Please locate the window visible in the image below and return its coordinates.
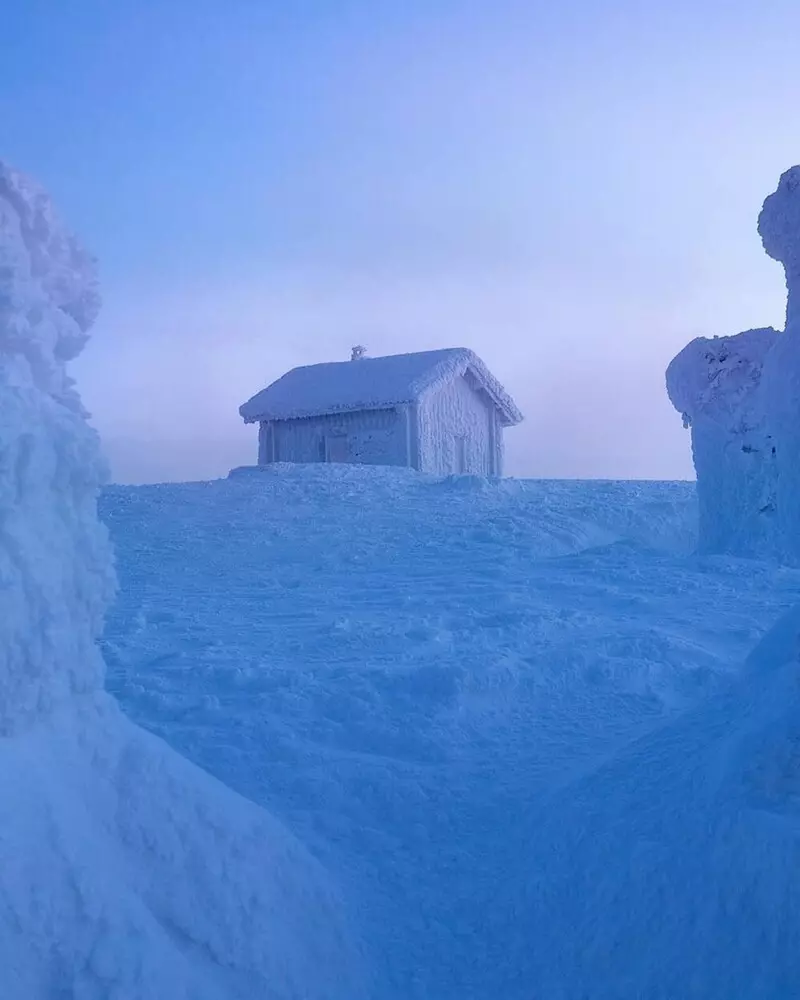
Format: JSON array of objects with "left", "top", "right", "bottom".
[{"left": 455, "top": 435, "right": 467, "bottom": 474}]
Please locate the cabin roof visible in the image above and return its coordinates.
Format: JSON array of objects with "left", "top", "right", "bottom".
[{"left": 239, "top": 348, "right": 523, "bottom": 426}]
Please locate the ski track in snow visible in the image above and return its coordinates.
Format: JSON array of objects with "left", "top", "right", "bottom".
[{"left": 101, "top": 466, "right": 800, "bottom": 999}]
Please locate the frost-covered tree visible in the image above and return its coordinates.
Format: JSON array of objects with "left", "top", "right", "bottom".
[
  {"left": 666, "top": 164, "right": 800, "bottom": 562},
  {"left": 665, "top": 327, "right": 779, "bottom": 556},
  {"left": 758, "top": 167, "right": 800, "bottom": 563},
  {"left": 0, "top": 163, "right": 111, "bottom": 732},
  {"left": 0, "top": 163, "right": 363, "bottom": 999}
]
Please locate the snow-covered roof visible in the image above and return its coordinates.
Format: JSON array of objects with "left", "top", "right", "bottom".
[{"left": 240, "top": 348, "right": 524, "bottom": 426}]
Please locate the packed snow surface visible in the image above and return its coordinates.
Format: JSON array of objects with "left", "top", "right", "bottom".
[
  {"left": 239, "top": 347, "right": 522, "bottom": 424},
  {"left": 102, "top": 464, "right": 800, "bottom": 999}
]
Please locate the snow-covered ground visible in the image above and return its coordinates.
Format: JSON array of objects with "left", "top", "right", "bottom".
[{"left": 102, "top": 464, "right": 800, "bottom": 999}]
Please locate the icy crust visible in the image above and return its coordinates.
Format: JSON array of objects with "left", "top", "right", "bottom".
[
  {"left": 665, "top": 328, "right": 779, "bottom": 556},
  {"left": 0, "top": 163, "right": 364, "bottom": 998},
  {"left": 239, "top": 347, "right": 523, "bottom": 426}
]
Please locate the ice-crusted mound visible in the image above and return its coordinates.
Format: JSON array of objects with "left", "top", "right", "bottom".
[
  {"left": 0, "top": 164, "right": 364, "bottom": 998},
  {"left": 665, "top": 327, "right": 779, "bottom": 556}
]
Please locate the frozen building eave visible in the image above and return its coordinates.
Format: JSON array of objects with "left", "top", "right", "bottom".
[{"left": 239, "top": 348, "right": 524, "bottom": 427}]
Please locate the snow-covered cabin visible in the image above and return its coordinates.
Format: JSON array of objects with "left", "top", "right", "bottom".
[{"left": 239, "top": 348, "right": 523, "bottom": 476}]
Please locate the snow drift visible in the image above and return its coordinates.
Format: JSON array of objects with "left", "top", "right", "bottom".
[{"left": 0, "top": 163, "right": 363, "bottom": 999}]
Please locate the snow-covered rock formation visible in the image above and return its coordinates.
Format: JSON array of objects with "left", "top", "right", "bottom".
[
  {"left": 0, "top": 163, "right": 363, "bottom": 999},
  {"left": 665, "top": 327, "right": 779, "bottom": 556}
]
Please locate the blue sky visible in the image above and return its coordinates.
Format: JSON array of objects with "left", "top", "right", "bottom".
[{"left": 3, "top": 0, "right": 799, "bottom": 482}]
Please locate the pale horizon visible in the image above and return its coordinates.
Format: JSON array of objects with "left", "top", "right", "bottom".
[{"left": 5, "top": 0, "right": 797, "bottom": 483}]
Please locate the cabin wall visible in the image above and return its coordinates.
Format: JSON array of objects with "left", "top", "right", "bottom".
[
  {"left": 417, "top": 375, "right": 499, "bottom": 476},
  {"left": 260, "top": 408, "right": 408, "bottom": 467}
]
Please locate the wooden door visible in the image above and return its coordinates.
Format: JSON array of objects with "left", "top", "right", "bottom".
[{"left": 326, "top": 435, "right": 349, "bottom": 463}]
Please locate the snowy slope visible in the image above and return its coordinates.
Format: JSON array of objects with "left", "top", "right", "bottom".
[
  {"left": 516, "top": 613, "right": 800, "bottom": 999},
  {"left": 0, "top": 701, "right": 363, "bottom": 1000},
  {"left": 102, "top": 465, "right": 800, "bottom": 999}
]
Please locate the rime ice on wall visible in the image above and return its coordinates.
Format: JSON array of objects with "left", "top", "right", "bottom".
[
  {"left": 418, "top": 374, "right": 500, "bottom": 475},
  {"left": 665, "top": 328, "right": 779, "bottom": 556},
  {"left": 0, "top": 163, "right": 363, "bottom": 999},
  {"left": 268, "top": 408, "right": 409, "bottom": 466}
]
